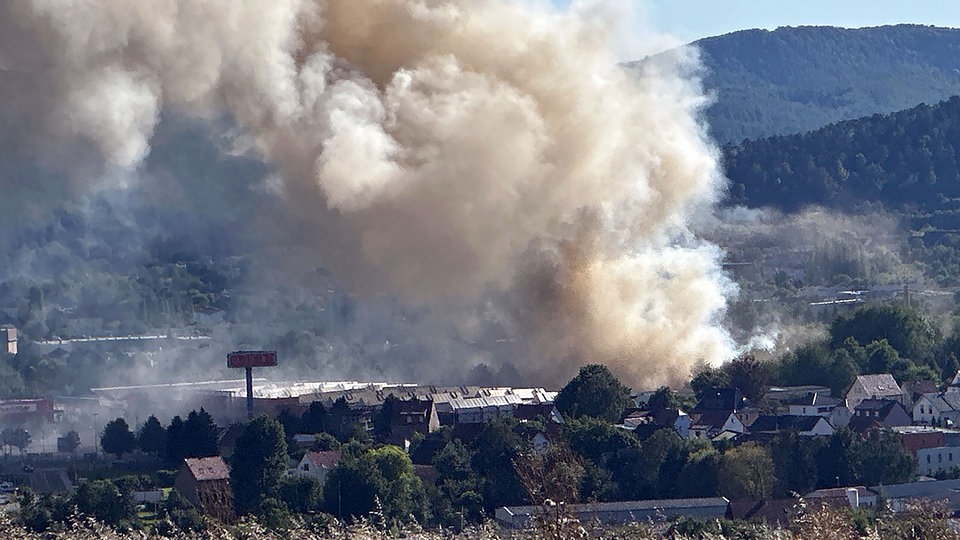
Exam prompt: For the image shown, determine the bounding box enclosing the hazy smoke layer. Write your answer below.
[0,0,733,387]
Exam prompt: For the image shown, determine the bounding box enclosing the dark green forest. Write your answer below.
[687,24,960,144]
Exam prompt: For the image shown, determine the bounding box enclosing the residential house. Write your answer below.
[626,408,691,439]
[852,399,912,429]
[901,380,939,409]
[292,450,341,486]
[748,415,835,437]
[688,411,746,440]
[917,446,960,476]
[805,487,876,509]
[845,374,902,409]
[173,457,234,522]
[514,403,564,424]
[726,499,799,527]
[765,385,832,405]
[694,388,747,412]
[948,371,960,393]
[828,405,853,429]
[894,427,947,458]
[217,424,245,460]
[787,393,841,417]
[495,498,730,529]
[386,399,440,446]
[913,393,960,427]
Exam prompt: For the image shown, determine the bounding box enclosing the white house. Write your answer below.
[788,393,841,417]
[291,450,340,486]
[917,446,960,476]
[845,374,902,409]
[913,393,960,426]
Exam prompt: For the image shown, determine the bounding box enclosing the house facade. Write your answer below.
[913,393,960,426]
[787,393,841,417]
[917,446,960,476]
[292,450,341,486]
[387,399,440,446]
[173,457,234,522]
[852,399,912,428]
[688,411,745,440]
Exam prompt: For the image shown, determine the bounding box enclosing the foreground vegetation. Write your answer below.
[3,499,960,539]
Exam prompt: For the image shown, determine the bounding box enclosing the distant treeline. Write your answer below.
[690,24,960,144]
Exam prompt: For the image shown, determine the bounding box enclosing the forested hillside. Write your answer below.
[724,95,960,214]
[689,25,960,144]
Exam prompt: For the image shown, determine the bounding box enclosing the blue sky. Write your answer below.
[553,1,960,43]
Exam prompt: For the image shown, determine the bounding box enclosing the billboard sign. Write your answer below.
[0,402,39,415]
[227,350,278,368]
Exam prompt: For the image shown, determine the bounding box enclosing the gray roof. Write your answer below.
[924,392,960,412]
[851,374,902,396]
[750,415,827,432]
[871,479,960,499]
[499,497,730,516]
[787,393,841,407]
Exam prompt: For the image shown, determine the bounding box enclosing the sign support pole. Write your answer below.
[245,366,254,420]
[227,350,277,422]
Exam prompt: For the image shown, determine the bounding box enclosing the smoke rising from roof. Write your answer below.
[0,0,735,388]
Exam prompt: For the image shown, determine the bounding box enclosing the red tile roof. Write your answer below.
[184,456,231,482]
[303,450,341,469]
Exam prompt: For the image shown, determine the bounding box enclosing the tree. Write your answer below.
[608,429,681,500]
[165,415,188,465]
[74,479,135,526]
[830,304,939,363]
[230,416,288,515]
[311,432,340,451]
[855,429,916,486]
[432,439,483,524]
[470,418,527,511]
[817,428,858,488]
[769,431,819,497]
[300,401,329,434]
[554,364,632,423]
[57,430,80,454]
[647,386,685,414]
[183,408,219,458]
[690,367,731,401]
[724,355,771,401]
[276,408,303,440]
[277,475,322,514]
[373,394,400,443]
[718,443,777,500]
[137,415,166,455]
[3,428,31,455]
[563,417,639,464]
[514,444,585,505]
[322,444,384,520]
[100,418,136,459]
[367,445,428,523]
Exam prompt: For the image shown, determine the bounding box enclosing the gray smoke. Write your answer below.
[0,0,734,388]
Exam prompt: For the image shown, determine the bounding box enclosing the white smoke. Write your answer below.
[0,0,735,388]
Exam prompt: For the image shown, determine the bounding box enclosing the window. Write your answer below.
[928,455,932,464]
[939,454,943,463]
[951,453,954,462]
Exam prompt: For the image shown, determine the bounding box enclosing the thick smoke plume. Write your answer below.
[0,0,734,388]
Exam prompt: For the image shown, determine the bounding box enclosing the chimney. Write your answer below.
[845,487,859,509]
